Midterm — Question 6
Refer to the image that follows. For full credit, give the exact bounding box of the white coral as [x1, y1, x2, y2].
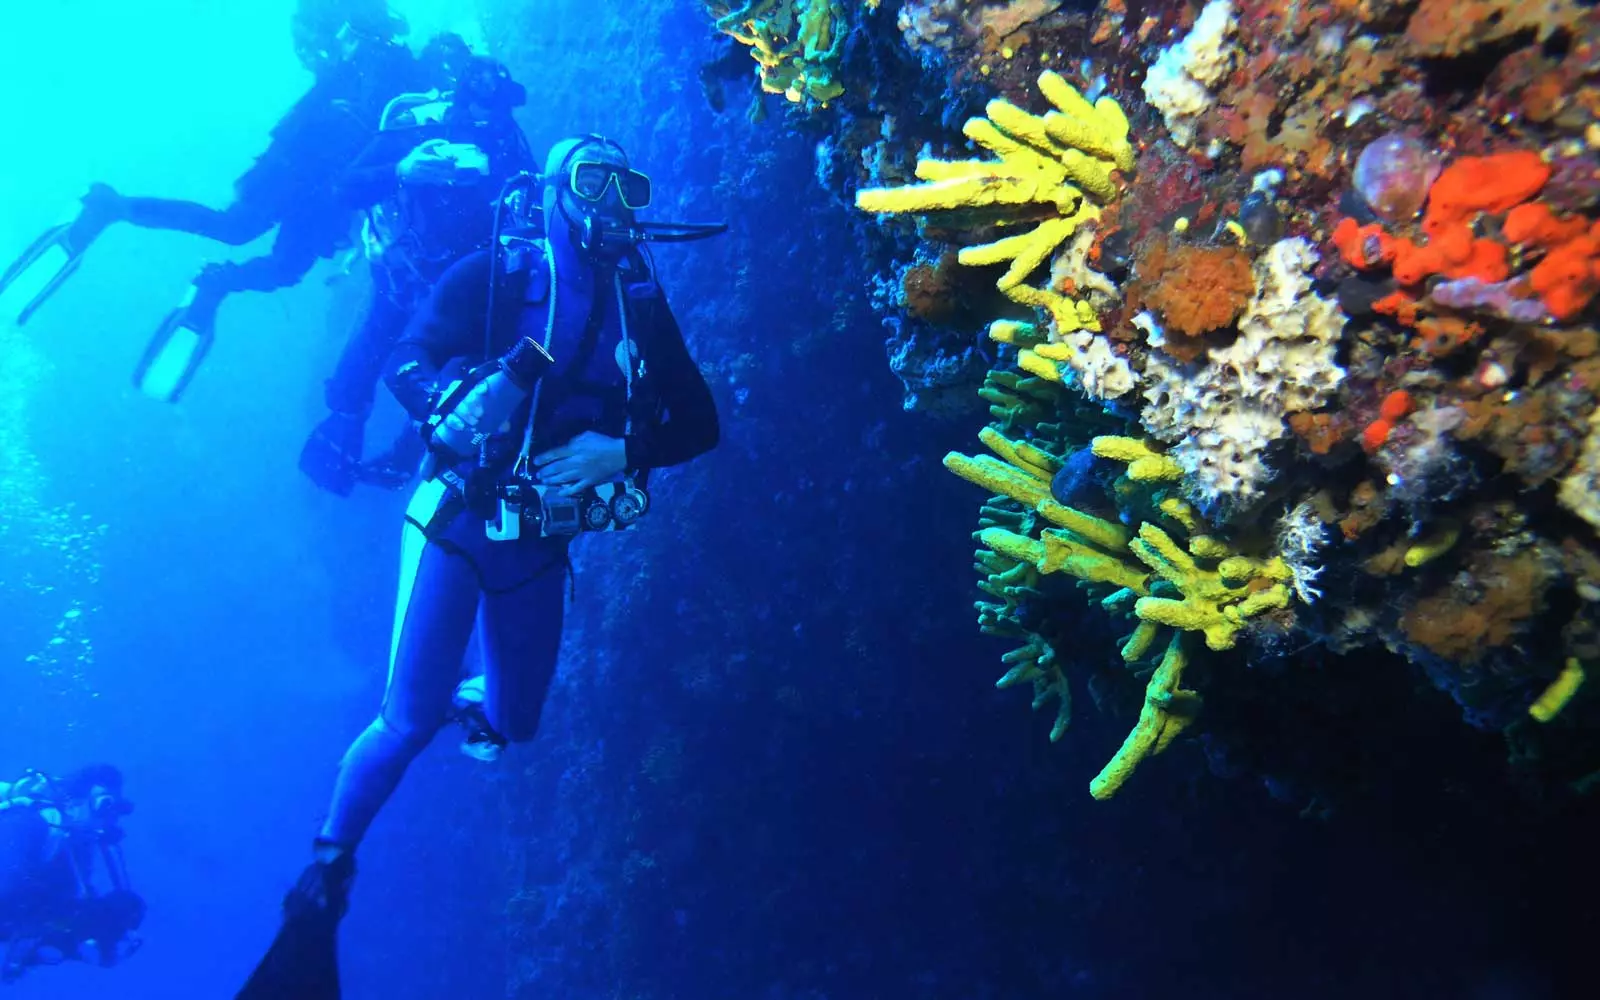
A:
[1274, 500, 1329, 604]
[1210, 237, 1346, 416]
[1046, 229, 1132, 400]
[1138, 238, 1346, 517]
[1049, 228, 1120, 313]
[1141, 0, 1237, 147]
[1061, 330, 1137, 400]
[1559, 405, 1600, 532]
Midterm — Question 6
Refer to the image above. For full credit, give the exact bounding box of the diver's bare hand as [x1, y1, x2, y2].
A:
[533, 432, 627, 496]
[398, 139, 460, 185]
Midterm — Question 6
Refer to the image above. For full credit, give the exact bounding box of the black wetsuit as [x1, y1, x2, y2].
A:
[320, 107, 533, 420]
[119, 40, 423, 297]
[317, 238, 719, 847]
[0, 805, 142, 981]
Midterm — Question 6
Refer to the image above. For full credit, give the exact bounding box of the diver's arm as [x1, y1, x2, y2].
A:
[385, 250, 494, 420]
[333, 130, 416, 209]
[627, 294, 720, 470]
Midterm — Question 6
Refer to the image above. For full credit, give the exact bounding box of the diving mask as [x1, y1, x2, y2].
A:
[570, 160, 652, 211]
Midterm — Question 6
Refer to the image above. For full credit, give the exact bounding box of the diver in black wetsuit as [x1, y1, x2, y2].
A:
[0, 0, 421, 402]
[235, 136, 726, 998]
[0, 766, 142, 984]
[299, 52, 537, 496]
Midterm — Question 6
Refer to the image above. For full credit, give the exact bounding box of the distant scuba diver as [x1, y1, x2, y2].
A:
[0, 0, 421, 403]
[0, 765, 143, 984]
[235, 135, 728, 998]
[299, 49, 538, 497]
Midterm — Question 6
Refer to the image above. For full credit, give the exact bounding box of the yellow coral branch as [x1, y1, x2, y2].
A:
[1037, 71, 1136, 173]
[1090, 634, 1197, 799]
[1128, 523, 1293, 651]
[854, 70, 1132, 344]
[1091, 435, 1183, 483]
[1530, 658, 1586, 723]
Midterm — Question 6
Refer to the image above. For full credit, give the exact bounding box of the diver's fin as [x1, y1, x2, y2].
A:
[235, 856, 352, 1000]
[133, 283, 218, 404]
[0, 184, 120, 326]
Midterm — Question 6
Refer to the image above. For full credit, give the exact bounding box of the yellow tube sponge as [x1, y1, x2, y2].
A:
[978, 527, 1150, 592]
[1529, 658, 1586, 723]
[1129, 522, 1293, 651]
[1090, 435, 1184, 483]
[854, 70, 1132, 323]
[1037, 71, 1137, 173]
[1403, 521, 1462, 568]
[713, 0, 849, 105]
[978, 425, 1061, 481]
[944, 452, 1053, 509]
[1090, 634, 1199, 799]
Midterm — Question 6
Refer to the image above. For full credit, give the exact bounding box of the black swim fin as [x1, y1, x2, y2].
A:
[132, 267, 232, 403]
[0, 184, 121, 326]
[235, 853, 353, 1000]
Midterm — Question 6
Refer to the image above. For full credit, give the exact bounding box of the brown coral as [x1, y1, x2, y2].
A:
[1125, 233, 1254, 361]
[1405, 0, 1587, 58]
[1399, 552, 1548, 664]
[902, 253, 962, 325]
[1455, 354, 1600, 487]
[1289, 411, 1349, 456]
[1339, 479, 1386, 541]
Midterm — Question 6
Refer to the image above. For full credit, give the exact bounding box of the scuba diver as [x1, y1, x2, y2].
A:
[0, 765, 143, 984]
[299, 50, 537, 497]
[235, 135, 726, 997]
[0, 0, 422, 403]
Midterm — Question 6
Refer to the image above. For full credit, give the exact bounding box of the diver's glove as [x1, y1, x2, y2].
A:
[298, 411, 367, 497]
[356, 425, 426, 491]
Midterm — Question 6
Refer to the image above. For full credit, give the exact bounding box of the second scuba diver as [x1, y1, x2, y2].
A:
[299, 51, 537, 496]
[0, 766, 142, 984]
[0, 0, 421, 403]
[236, 136, 725, 997]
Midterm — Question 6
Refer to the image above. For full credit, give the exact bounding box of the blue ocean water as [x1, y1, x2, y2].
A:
[0, 2, 1589, 999]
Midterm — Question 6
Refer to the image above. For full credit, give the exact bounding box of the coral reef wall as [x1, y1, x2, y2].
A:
[837, 0, 1600, 801]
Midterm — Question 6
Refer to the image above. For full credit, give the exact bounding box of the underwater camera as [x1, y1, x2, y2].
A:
[486, 478, 650, 541]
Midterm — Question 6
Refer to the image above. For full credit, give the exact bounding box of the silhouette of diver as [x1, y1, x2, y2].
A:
[0, 0, 420, 403]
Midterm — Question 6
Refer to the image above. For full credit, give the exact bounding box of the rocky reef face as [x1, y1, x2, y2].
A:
[783, 0, 1600, 800]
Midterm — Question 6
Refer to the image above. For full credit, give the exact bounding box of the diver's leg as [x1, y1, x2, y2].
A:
[477, 549, 568, 744]
[117, 196, 274, 246]
[318, 541, 480, 849]
[238, 496, 480, 1000]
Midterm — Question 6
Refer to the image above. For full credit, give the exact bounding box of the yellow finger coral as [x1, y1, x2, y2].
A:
[1089, 634, 1200, 800]
[1529, 658, 1587, 723]
[1129, 522, 1295, 652]
[855, 70, 1133, 328]
[711, 0, 850, 105]
[949, 428, 1304, 796]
